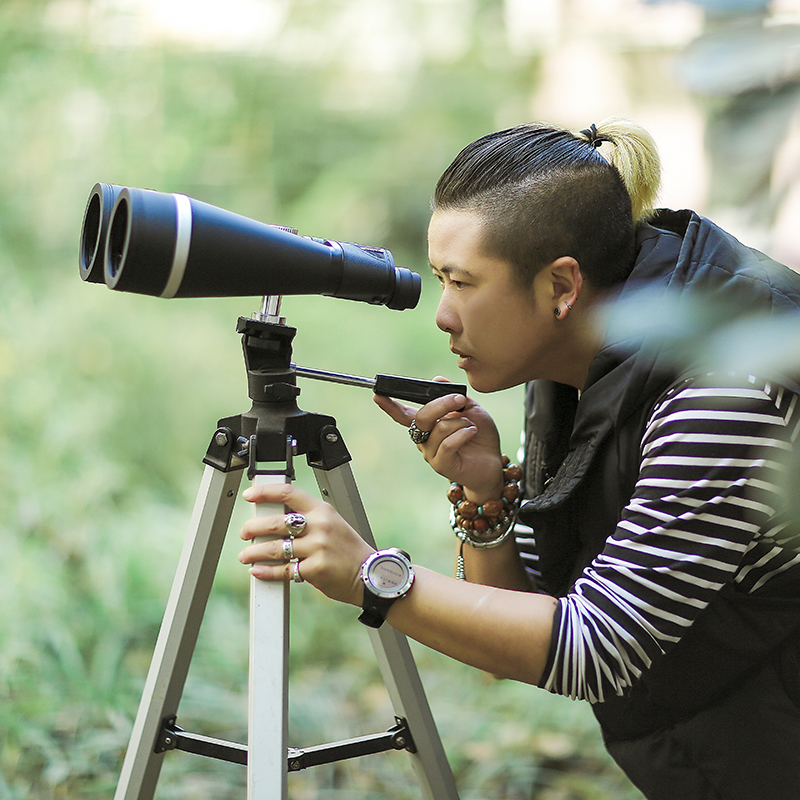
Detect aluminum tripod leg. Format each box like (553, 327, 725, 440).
(313, 460, 460, 800)
(114, 464, 243, 800)
(247, 472, 290, 800)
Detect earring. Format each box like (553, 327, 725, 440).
(554, 301, 574, 318)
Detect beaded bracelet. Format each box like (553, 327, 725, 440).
(448, 456, 522, 580)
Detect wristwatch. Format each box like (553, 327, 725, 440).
(358, 548, 415, 628)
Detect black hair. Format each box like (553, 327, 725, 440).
(433, 120, 660, 290)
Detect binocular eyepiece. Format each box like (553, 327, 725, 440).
(79, 183, 421, 310)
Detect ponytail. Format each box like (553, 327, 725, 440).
(578, 117, 662, 223)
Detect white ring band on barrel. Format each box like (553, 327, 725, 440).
(160, 193, 192, 299)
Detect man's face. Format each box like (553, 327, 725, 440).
(428, 208, 564, 393)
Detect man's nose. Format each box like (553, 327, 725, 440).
(435, 293, 458, 334)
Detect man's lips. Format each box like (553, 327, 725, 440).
(451, 347, 473, 366)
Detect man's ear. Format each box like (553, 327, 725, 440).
(546, 256, 582, 314)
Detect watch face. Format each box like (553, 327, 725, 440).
(366, 554, 412, 598)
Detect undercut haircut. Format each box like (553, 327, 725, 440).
(433, 120, 661, 290)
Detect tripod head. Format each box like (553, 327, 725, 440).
(204, 311, 345, 480)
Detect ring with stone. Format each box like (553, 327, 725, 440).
(408, 420, 431, 444)
(282, 538, 295, 562)
(293, 560, 304, 583)
(285, 512, 307, 536)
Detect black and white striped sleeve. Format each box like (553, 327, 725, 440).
(539, 375, 800, 703)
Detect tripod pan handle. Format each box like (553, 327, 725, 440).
(373, 375, 468, 405)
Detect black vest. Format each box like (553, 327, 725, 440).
(518, 209, 800, 741)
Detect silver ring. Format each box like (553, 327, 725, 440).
(282, 538, 295, 562)
(408, 420, 431, 444)
(285, 512, 306, 536)
(293, 560, 304, 583)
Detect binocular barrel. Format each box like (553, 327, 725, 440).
(79, 183, 421, 311)
(79, 182, 125, 284)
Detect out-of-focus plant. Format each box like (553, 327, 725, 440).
(661, 0, 800, 259)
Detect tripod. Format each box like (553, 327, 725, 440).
(113, 305, 460, 800)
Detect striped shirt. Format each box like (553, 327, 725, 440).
(523, 374, 800, 703)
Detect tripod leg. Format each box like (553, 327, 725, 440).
(247, 472, 290, 800)
(313, 462, 460, 800)
(114, 465, 243, 800)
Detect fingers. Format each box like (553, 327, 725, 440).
(238, 507, 315, 582)
(239, 484, 318, 547)
(408, 397, 474, 466)
(425, 417, 478, 456)
(412, 393, 469, 431)
(373, 386, 469, 430)
(241, 481, 317, 511)
(240, 559, 300, 584)
(238, 483, 372, 605)
(238, 534, 305, 565)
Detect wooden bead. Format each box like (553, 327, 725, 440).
(503, 482, 520, 501)
(482, 498, 505, 517)
(504, 464, 523, 481)
(457, 500, 478, 519)
(472, 516, 490, 533)
(447, 483, 464, 504)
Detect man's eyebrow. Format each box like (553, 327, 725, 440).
(430, 264, 474, 278)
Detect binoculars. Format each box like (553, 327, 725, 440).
(78, 183, 421, 310)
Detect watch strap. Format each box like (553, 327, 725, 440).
(358, 586, 396, 628)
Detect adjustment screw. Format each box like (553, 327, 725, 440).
(396, 736, 406, 748)
(215, 431, 229, 447)
(325, 432, 339, 443)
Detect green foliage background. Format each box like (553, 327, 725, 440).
(0, 1, 716, 797)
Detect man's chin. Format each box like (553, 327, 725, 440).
(463, 372, 497, 395)
(465, 370, 522, 394)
